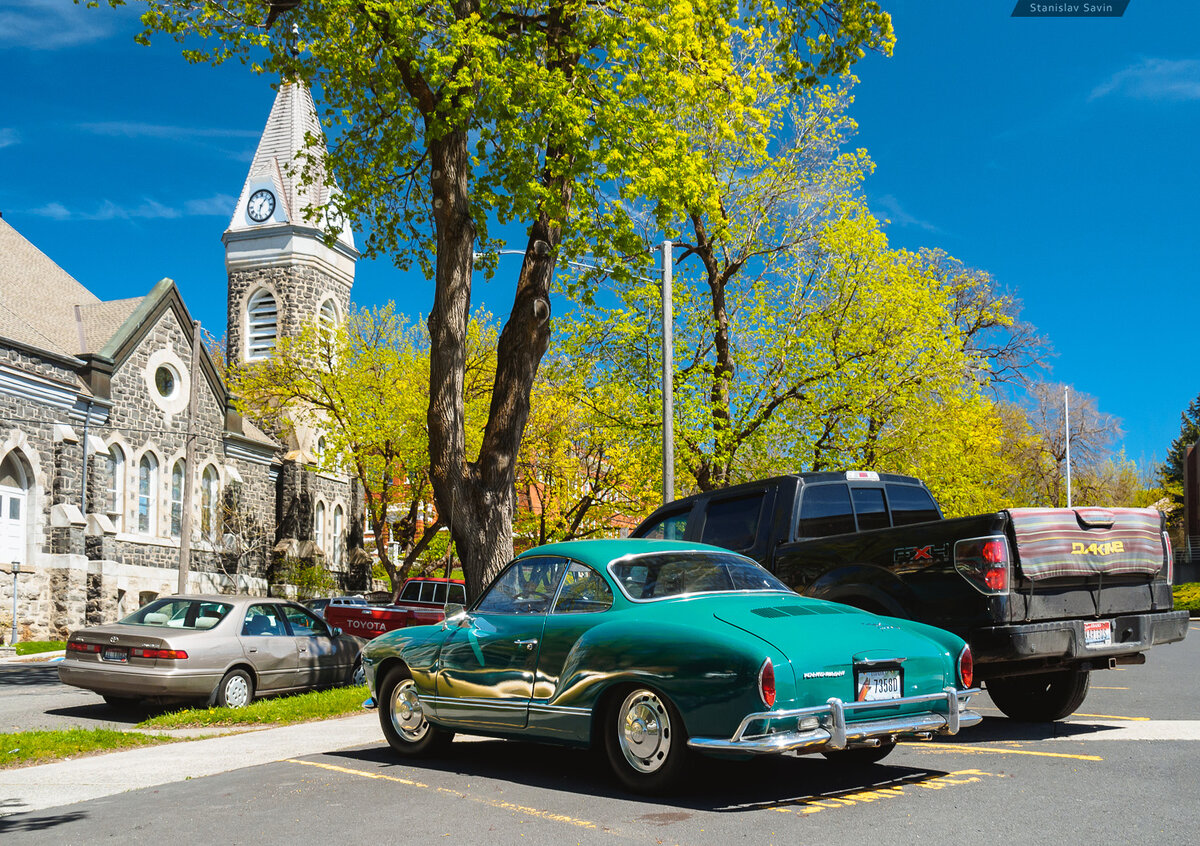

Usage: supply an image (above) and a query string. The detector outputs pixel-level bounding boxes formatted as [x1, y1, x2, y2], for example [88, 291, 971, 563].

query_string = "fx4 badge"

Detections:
[893, 543, 949, 565]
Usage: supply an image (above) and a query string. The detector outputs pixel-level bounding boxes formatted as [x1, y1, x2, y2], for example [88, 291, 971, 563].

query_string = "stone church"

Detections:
[0, 81, 366, 641]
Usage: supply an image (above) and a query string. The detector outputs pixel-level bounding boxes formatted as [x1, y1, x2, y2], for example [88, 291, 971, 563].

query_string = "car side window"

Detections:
[281, 605, 331, 637]
[797, 483, 856, 537]
[400, 581, 422, 602]
[242, 603, 286, 637]
[553, 562, 613, 614]
[476, 556, 568, 615]
[638, 507, 690, 540]
[448, 583, 466, 605]
[851, 487, 889, 531]
[700, 493, 764, 551]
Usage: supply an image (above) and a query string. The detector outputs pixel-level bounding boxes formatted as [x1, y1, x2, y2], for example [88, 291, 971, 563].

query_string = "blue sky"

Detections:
[1, 1, 1197, 469]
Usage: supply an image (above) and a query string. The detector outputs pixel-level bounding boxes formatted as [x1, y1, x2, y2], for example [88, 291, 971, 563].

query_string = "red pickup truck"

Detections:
[323, 577, 467, 639]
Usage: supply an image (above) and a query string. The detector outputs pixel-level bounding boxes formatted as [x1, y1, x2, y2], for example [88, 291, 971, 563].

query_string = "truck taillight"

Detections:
[1162, 531, 1174, 584]
[954, 535, 1011, 595]
[958, 645, 974, 689]
[758, 658, 776, 708]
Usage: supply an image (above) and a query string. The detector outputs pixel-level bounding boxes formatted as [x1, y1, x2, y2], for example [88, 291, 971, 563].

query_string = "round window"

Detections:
[154, 365, 178, 399]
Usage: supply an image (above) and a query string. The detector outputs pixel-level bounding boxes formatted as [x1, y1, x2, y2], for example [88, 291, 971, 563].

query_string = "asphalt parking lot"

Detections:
[2, 623, 1197, 844]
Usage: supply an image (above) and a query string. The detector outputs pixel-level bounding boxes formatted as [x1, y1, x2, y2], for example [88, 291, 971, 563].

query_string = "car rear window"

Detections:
[121, 599, 232, 629]
[610, 552, 790, 601]
[851, 487, 889, 531]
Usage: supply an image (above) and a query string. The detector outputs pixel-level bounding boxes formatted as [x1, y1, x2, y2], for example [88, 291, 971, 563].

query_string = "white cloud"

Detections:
[184, 194, 237, 216]
[28, 195, 235, 221]
[1090, 58, 1200, 102]
[78, 122, 260, 141]
[0, 0, 132, 50]
[30, 202, 71, 221]
[0, 128, 19, 149]
[875, 194, 940, 233]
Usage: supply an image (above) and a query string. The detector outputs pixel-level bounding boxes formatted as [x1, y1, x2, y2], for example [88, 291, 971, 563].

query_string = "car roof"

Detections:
[516, 538, 740, 569]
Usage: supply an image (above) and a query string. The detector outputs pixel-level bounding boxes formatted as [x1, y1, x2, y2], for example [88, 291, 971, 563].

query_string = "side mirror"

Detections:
[442, 603, 468, 628]
[330, 626, 343, 638]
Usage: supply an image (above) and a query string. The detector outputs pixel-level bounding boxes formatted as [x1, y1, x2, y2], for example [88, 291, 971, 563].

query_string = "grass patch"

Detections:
[14, 641, 66, 656]
[139, 684, 369, 729]
[0, 728, 179, 769]
[1173, 582, 1200, 613]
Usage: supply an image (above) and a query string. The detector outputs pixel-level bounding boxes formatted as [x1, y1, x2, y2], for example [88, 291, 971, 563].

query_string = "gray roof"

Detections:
[0, 217, 99, 357]
[76, 298, 143, 356]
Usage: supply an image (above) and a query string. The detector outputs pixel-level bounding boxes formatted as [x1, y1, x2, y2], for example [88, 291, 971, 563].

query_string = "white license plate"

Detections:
[857, 669, 902, 701]
[102, 648, 127, 662]
[1084, 620, 1112, 648]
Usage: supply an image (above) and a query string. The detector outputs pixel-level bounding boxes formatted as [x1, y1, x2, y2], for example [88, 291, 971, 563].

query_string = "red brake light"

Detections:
[958, 645, 974, 689]
[954, 536, 1011, 596]
[758, 658, 776, 708]
[130, 648, 188, 660]
[68, 641, 100, 653]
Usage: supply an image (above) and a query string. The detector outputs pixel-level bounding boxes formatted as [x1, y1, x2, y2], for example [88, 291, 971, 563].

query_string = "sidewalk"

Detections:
[0, 711, 382, 817]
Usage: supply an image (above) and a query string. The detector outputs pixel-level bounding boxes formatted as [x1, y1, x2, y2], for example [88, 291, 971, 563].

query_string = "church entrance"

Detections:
[0, 452, 30, 566]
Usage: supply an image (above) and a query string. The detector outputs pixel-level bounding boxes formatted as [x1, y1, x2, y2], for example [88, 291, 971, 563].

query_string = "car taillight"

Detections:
[958, 645, 973, 689]
[67, 641, 100, 653]
[130, 648, 188, 660]
[758, 658, 776, 708]
[1162, 531, 1174, 584]
[954, 536, 1011, 595]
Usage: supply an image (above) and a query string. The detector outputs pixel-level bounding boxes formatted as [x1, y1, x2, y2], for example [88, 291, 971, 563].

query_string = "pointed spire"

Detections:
[226, 80, 354, 251]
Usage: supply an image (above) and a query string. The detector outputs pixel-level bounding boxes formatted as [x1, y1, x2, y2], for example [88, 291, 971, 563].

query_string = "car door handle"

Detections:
[514, 639, 538, 651]
[299, 647, 307, 653]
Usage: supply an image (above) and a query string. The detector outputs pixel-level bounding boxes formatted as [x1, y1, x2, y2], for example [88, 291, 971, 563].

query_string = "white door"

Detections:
[0, 454, 28, 566]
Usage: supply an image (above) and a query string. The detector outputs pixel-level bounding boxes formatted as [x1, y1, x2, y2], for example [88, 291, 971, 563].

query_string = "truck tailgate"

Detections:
[1008, 507, 1165, 581]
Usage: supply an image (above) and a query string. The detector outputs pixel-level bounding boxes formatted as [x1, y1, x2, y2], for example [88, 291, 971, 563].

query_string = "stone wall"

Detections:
[227, 265, 352, 370]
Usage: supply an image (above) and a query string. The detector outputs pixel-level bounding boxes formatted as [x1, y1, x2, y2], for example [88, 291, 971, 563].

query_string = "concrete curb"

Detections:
[0, 711, 381, 817]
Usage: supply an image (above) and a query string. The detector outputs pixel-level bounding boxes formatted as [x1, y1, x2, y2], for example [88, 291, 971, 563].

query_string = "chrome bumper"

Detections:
[688, 687, 981, 755]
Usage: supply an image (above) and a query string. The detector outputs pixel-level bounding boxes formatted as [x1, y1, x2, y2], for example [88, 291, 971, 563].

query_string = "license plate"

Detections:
[857, 669, 902, 701]
[102, 648, 128, 662]
[1084, 620, 1112, 648]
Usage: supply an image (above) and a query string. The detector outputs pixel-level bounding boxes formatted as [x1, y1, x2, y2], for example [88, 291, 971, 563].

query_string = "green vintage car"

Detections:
[362, 539, 980, 793]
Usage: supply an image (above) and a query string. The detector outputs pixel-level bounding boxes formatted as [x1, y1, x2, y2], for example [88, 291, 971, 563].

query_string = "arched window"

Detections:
[170, 460, 185, 538]
[246, 288, 279, 361]
[332, 505, 344, 567]
[318, 299, 338, 347]
[0, 452, 30, 566]
[201, 466, 220, 538]
[138, 453, 159, 534]
[314, 501, 325, 553]
[106, 445, 125, 531]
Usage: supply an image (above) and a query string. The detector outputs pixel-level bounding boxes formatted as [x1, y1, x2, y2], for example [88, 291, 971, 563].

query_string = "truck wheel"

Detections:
[378, 666, 453, 756]
[986, 668, 1090, 722]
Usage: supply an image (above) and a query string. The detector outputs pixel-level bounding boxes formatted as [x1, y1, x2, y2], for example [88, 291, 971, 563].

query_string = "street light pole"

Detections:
[9, 562, 19, 646]
[661, 239, 674, 505]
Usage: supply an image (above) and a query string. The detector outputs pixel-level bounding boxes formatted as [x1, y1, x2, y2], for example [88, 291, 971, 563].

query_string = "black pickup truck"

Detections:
[630, 471, 1188, 721]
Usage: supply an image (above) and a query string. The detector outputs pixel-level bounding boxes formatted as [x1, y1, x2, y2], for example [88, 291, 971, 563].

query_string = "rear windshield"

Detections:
[120, 599, 233, 630]
[610, 552, 791, 601]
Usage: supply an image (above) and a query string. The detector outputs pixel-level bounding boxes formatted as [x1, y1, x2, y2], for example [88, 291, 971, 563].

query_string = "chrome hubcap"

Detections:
[224, 675, 250, 708]
[390, 678, 429, 742]
[618, 690, 671, 773]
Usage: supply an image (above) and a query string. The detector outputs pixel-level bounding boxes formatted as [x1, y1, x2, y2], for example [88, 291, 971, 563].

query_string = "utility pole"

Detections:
[1064, 385, 1073, 508]
[661, 239, 674, 505]
[178, 320, 202, 594]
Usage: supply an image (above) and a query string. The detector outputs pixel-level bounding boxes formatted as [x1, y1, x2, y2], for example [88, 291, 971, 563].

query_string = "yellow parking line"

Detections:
[767, 769, 1003, 816]
[1071, 713, 1150, 721]
[287, 759, 609, 832]
[905, 743, 1102, 761]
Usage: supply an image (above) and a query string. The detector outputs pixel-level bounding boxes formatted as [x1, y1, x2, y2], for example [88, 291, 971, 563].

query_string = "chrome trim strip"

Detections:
[687, 687, 981, 756]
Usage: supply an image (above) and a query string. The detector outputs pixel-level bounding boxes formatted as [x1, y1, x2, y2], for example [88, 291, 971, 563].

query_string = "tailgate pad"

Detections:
[1008, 507, 1164, 580]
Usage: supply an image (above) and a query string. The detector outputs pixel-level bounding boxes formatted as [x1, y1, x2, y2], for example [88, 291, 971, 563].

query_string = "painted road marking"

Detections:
[1070, 713, 1150, 721]
[766, 769, 1004, 815]
[906, 743, 1103, 761]
[287, 759, 615, 834]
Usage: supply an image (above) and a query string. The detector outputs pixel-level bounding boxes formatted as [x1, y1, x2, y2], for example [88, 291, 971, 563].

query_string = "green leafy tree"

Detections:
[105, 0, 893, 598]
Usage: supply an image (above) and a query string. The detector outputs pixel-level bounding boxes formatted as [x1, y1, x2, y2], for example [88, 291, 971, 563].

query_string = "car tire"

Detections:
[378, 666, 452, 756]
[349, 657, 366, 687]
[986, 668, 1090, 722]
[821, 740, 897, 766]
[216, 669, 255, 709]
[604, 686, 690, 794]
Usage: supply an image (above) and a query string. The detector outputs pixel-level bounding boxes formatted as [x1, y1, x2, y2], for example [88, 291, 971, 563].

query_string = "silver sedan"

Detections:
[58, 595, 366, 708]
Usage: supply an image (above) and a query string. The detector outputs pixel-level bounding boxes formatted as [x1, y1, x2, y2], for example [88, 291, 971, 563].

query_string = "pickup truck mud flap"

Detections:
[971, 609, 1189, 664]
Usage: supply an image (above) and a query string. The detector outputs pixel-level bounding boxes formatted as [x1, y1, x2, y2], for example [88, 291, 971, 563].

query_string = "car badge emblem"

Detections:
[802, 670, 846, 679]
[110, 636, 119, 643]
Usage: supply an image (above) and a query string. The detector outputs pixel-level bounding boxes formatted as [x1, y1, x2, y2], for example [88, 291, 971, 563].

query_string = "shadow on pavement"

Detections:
[0, 666, 61, 688]
[0, 805, 87, 833]
[328, 737, 957, 812]
[942, 714, 1129, 742]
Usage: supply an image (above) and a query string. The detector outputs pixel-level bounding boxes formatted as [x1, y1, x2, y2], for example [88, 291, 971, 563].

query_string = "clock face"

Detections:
[247, 188, 276, 222]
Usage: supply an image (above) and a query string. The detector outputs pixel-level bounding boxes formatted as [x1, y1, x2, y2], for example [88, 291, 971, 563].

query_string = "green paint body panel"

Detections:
[362, 539, 968, 750]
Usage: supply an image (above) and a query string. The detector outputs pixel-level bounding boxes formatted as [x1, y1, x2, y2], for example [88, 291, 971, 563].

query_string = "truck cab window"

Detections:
[797, 484, 856, 537]
[700, 494, 764, 551]
[886, 484, 940, 525]
[639, 508, 690, 540]
[851, 487, 889, 531]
